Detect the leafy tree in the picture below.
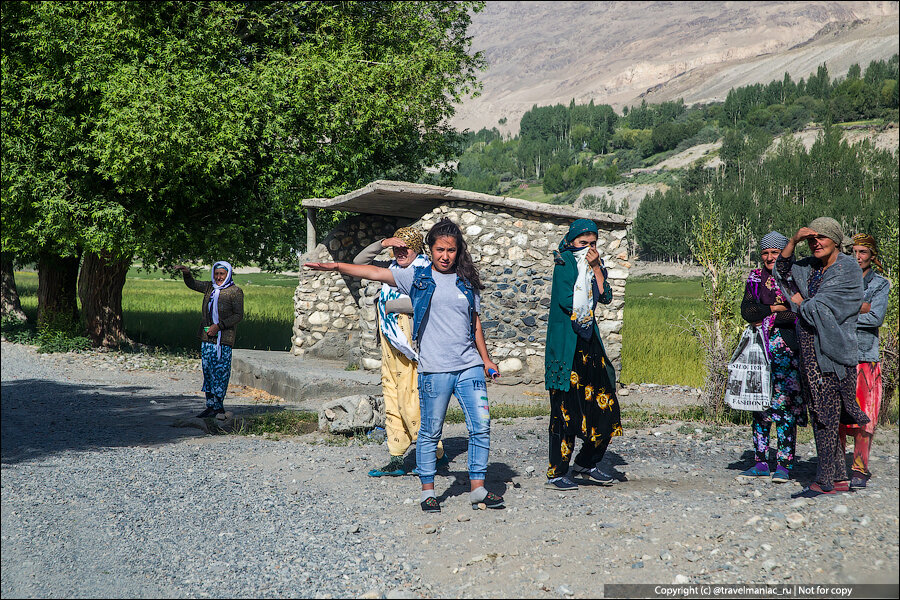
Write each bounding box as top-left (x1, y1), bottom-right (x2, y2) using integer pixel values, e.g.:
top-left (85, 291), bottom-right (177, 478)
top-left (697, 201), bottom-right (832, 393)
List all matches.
top-left (2, 1), bottom-right (485, 347)
top-left (684, 195), bottom-right (747, 415)
top-left (542, 163), bottom-right (565, 194)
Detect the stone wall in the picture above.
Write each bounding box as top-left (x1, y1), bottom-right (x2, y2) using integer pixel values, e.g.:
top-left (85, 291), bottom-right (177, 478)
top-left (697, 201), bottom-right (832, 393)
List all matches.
top-left (292, 202), bottom-right (631, 384)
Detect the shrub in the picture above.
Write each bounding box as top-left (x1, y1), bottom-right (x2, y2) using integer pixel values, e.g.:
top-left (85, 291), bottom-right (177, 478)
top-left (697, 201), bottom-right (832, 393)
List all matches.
top-left (681, 195), bottom-right (747, 416)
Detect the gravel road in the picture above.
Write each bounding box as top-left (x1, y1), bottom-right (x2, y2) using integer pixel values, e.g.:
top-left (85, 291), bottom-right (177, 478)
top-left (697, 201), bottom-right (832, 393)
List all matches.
top-left (2, 341), bottom-right (898, 599)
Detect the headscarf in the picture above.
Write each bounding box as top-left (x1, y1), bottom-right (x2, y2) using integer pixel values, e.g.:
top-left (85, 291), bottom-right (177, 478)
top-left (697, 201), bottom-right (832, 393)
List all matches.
top-left (379, 228), bottom-right (428, 361)
top-left (759, 231), bottom-right (788, 252)
top-left (557, 219), bottom-right (603, 340)
top-left (558, 218), bottom-right (599, 252)
top-left (392, 227), bottom-right (424, 256)
top-left (852, 233), bottom-right (883, 273)
top-left (209, 261), bottom-right (234, 358)
top-left (748, 231), bottom-right (791, 357)
top-left (808, 216), bottom-right (851, 248)
top-left (749, 231), bottom-right (789, 306)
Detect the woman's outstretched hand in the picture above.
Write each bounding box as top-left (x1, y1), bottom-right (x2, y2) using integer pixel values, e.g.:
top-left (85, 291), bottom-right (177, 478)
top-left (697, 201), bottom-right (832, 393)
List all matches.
top-left (173, 265), bottom-right (191, 275)
top-left (304, 262), bottom-right (339, 271)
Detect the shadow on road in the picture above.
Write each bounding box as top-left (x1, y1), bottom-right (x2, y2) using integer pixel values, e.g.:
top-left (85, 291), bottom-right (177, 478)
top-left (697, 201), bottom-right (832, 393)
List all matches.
top-left (727, 448), bottom-right (835, 485)
top-left (1, 378), bottom-right (208, 465)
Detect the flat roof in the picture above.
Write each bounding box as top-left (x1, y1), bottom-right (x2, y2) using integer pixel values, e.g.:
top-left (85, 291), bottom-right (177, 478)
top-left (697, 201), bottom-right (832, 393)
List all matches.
top-left (303, 180), bottom-right (630, 228)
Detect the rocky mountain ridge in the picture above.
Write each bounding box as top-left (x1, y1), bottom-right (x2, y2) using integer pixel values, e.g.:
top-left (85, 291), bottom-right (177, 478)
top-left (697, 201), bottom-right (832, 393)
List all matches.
top-left (453, 1), bottom-right (899, 134)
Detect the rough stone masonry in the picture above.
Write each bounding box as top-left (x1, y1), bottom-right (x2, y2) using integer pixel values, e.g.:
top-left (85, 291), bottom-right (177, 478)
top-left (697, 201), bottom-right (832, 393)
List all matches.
top-left (293, 198), bottom-right (631, 385)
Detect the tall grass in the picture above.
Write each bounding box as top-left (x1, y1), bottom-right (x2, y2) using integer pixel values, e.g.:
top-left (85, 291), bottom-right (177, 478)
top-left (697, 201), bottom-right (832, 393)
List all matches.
top-left (13, 270), bottom-right (295, 352)
top-left (619, 276), bottom-right (706, 387)
top-left (11, 270), bottom-right (706, 385)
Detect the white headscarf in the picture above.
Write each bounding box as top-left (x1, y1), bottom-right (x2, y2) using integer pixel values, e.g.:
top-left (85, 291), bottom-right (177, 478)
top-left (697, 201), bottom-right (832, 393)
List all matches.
top-left (571, 247), bottom-right (595, 339)
top-left (378, 255), bottom-right (430, 361)
top-left (208, 261), bottom-right (234, 358)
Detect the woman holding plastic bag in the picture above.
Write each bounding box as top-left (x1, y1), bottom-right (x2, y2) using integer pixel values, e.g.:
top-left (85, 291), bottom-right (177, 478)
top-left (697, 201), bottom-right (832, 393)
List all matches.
top-left (736, 232), bottom-right (805, 483)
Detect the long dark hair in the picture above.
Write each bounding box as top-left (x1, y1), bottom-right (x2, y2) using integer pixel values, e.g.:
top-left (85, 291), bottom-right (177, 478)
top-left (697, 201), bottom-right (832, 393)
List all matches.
top-left (426, 218), bottom-right (484, 290)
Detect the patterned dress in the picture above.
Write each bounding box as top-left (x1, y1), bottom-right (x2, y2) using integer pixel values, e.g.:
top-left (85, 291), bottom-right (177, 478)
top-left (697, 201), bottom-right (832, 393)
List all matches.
top-left (740, 268), bottom-right (805, 469)
top-left (789, 265), bottom-right (868, 488)
top-left (547, 334), bottom-right (622, 478)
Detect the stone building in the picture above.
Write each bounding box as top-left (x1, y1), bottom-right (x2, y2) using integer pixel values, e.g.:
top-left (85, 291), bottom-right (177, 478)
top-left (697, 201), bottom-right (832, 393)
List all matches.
top-left (292, 180), bottom-right (632, 385)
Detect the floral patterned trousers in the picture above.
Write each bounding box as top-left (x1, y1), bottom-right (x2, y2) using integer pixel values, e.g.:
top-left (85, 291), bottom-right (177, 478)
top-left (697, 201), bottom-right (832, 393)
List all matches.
top-left (201, 342), bottom-right (233, 410)
top-left (547, 335), bottom-right (622, 479)
top-left (752, 328), bottom-right (804, 469)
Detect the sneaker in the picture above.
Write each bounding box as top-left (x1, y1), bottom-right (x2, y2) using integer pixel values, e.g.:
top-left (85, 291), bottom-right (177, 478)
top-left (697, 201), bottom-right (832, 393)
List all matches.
top-left (196, 407), bottom-right (215, 419)
top-left (771, 466), bottom-right (791, 483)
top-left (472, 491), bottom-right (505, 510)
top-left (737, 463), bottom-right (770, 479)
top-left (421, 496), bottom-right (441, 513)
top-left (544, 477), bottom-right (579, 491)
top-left (850, 474), bottom-right (868, 489)
top-left (368, 457), bottom-right (406, 477)
top-left (572, 465), bottom-right (615, 484)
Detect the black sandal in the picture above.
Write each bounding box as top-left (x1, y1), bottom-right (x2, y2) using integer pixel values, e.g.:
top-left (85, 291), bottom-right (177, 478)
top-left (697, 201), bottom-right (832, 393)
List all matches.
top-left (420, 497), bottom-right (441, 513)
top-left (472, 491), bottom-right (505, 510)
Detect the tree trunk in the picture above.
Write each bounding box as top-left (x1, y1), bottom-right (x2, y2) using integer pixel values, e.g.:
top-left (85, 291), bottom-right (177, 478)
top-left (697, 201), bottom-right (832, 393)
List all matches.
top-left (78, 251), bottom-right (132, 348)
top-left (37, 252), bottom-right (81, 330)
top-left (1, 256), bottom-right (27, 321)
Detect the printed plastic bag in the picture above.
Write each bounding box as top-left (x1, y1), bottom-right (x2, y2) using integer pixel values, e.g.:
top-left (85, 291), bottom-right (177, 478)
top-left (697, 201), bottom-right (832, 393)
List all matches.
top-left (724, 325), bottom-right (773, 411)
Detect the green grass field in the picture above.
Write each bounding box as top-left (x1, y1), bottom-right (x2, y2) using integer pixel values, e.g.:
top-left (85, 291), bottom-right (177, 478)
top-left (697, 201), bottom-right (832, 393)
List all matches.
top-left (503, 183), bottom-right (555, 203)
top-left (11, 270), bottom-right (705, 385)
top-left (619, 276), bottom-right (706, 387)
top-left (13, 269), bottom-right (295, 353)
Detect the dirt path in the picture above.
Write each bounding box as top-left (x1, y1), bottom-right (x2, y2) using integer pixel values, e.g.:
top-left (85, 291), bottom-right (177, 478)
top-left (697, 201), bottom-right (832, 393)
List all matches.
top-left (2, 343), bottom-right (898, 598)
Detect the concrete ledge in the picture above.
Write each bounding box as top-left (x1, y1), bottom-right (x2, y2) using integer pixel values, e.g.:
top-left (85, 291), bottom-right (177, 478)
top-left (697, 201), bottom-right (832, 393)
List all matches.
top-left (231, 350), bottom-right (381, 410)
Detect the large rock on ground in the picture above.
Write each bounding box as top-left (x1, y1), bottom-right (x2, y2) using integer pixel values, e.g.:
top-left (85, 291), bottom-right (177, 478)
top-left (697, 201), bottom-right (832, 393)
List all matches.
top-left (318, 395), bottom-right (385, 433)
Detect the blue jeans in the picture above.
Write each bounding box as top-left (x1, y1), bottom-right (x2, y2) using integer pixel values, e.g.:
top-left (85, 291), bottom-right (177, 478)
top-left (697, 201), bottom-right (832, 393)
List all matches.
top-left (417, 366), bottom-right (490, 485)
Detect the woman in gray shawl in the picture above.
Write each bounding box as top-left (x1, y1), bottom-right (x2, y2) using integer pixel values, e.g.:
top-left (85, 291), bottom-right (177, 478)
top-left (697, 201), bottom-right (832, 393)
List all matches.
top-left (777, 217), bottom-right (869, 498)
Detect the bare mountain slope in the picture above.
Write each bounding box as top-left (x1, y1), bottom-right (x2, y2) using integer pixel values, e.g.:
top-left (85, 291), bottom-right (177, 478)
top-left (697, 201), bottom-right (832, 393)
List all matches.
top-left (453, 1), bottom-right (899, 134)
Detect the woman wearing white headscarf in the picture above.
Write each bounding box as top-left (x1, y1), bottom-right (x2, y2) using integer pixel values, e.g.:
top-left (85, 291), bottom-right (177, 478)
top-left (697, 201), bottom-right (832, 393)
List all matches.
top-left (544, 219), bottom-right (622, 492)
top-left (174, 262), bottom-right (244, 418)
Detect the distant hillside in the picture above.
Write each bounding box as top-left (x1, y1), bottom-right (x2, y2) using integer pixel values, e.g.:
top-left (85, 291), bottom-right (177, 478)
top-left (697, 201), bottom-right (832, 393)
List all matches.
top-left (575, 125), bottom-right (900, 219)
top-left (453, 1), bottom-right (899, 134)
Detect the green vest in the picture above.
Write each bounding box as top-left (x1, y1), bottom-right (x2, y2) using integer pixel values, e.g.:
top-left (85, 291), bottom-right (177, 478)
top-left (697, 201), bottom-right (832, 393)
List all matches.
top-left (544, 251), bottom-right (616, 391)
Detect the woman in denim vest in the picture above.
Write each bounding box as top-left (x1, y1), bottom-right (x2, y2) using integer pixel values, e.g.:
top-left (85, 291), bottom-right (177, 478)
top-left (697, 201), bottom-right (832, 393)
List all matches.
top-left (306, 219), bottom-right (504, 513)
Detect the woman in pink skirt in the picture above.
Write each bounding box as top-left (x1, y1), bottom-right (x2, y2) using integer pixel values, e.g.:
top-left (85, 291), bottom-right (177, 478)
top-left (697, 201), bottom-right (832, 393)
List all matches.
top-left (840, 233), bottom-right (891, 489)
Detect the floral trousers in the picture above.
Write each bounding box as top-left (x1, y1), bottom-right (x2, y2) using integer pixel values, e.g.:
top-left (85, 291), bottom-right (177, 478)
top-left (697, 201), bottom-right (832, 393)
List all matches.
top-left (752, 328), bottom-right (804, 469)
top-left (201, 342), bottom-right (233, 410)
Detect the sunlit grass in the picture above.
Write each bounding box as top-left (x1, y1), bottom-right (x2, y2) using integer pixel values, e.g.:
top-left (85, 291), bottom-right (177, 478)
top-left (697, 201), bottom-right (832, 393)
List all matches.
top-left (504, 183), bottom-right (555, 203)
top-left (13, 270), bottom-right (294, 352)
top-left (619, 276), bottom-right (706, 387)
top-left (12, 271), bottom-right (707, 384)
